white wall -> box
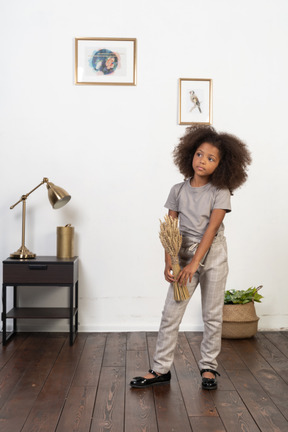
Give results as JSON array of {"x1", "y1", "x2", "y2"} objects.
[{"x1": 0, "y1": 0, "x2": 287, "y2": 332}]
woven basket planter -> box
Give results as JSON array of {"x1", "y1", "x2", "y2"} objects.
[{"x1": 222, "y1": 302, "x2": 259, "y2": 339}]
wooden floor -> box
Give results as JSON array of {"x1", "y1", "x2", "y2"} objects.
[{"x1": 0, "y1": 331, "x2": 288, "y2": 432}]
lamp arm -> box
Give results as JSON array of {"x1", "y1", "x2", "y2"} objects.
[{"x1": 10, "y1": 178, "x2": 49, "y2": 209}]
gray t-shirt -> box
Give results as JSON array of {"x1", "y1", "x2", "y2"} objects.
[{"x1": 164, "y1": 179, "x2": 231, "y2": 242}]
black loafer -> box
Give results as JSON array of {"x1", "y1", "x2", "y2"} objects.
[
  {"x1": 130, "y1": 369, "x2": 171, "y2": 388},
  {"x1": 200, "y1": 369, "x2": 220, "y2": 390}
]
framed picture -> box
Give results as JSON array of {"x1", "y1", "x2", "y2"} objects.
[
  {"x1": 179, "y1": 78, "x2": 212, "y2": 125},
  {"x1": 75, "y1": 37, "x2": 137, "y2": 85}
]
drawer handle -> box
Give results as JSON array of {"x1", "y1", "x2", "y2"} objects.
[{"x1": 28, "y1": 265, "x2": 48, "y2": 270}]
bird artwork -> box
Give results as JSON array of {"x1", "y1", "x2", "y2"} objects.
[{"x1": 189, "y1": 90, "x2": 202, "y2": 113}]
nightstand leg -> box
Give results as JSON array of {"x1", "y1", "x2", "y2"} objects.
[
  {"x1": 2, "y1": 285, "x2": 17, "y2": 345},
  {"x1": 2, "y1": 284, "x2": 7, "y2": 345},
  {"x1": 69, "y1": 284, "x2": 74, "y2": 345},
  {"x1": 13, "y1": 286, "x2": 17, "y2": 333},
  {"x1": 75, "y1": 281, "x2": 78, "y2": 335}
]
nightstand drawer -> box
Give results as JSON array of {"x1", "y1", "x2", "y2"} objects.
[{"x1": 3, "y1": 263, "x2": 74, "y2": 284}]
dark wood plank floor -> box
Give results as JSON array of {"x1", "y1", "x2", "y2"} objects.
[{"x1": 0, "y1": 331, "x2": 288, "y2": 432}]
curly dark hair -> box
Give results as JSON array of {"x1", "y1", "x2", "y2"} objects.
[{"x1": 173, "y1": 125, "x2": 252, "y2": 192}]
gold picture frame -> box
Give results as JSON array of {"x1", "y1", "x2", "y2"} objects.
[
  {"x1": 179, "y1": 78, "x2": 213, "y2": 125},
  {"x1": 75, "y1": 37, "x2": 137, "y2": 86}
]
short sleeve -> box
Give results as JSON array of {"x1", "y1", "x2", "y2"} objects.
[
  {"x1": 214, "y1": 188, "x2": 231, "y2": 212},
  {"x1": 164, "y1": 182, "x2": 184, "y2": 212}
]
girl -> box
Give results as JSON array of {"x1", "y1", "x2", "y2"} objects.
[{"x1": 130, "y1": 125, "x2": 251, "y2": 390}]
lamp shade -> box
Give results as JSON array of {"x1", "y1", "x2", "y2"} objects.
[{"x1": 46, "y1": 182, "x2": 71, "y2": 209}]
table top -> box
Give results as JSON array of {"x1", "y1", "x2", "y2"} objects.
[{"x1": 3, "y1": 256, "x2": 78, "y2": 265}]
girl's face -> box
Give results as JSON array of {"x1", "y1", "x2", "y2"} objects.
[{"x1": 192, "y1": 142, "x2": 220, "y2": 180}]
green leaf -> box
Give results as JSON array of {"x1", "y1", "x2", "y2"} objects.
[{"x1": 224, "y1": 286, "x2": 263, "y2": 305}]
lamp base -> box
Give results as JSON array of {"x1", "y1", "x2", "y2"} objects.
[{"x1": 10, "y1": 246, "x2": 36, "y2": 259}]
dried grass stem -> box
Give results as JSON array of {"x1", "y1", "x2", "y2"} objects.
[{"x1": 159, "y1": 215, "x2": 190, "y2": 302}]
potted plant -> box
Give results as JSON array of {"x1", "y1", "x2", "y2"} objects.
[{"x1": 222, "y1": 286, "x2": 263, "y2": 339}]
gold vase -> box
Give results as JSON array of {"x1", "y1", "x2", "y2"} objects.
[{"x1": 57, "y1": 225, "x2": 74, "y2": 258}]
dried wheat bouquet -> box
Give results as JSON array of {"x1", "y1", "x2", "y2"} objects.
[{"x1": 159, "y1": 215, "x2": 190, "y2": 301}]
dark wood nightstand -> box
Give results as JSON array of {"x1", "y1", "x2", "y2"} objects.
[{"x1": 2, "y1": 256, "x2": 79, "y2": 345}]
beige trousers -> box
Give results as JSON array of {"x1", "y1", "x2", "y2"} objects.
[{"x1": 152, "y1": 232, "x2": 228, "y2": 373}]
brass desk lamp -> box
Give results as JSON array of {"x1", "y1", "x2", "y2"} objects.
[{"x1": 10, "y1": 177, "x2": 71, "y2": 259}]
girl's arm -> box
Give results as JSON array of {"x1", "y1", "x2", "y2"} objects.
[
  {"x1": 176, "y1": 208, "x2": 226, "y2": 286},
  {"x1": 164, "y1": 209, "x2": 179, "y2": 283}
]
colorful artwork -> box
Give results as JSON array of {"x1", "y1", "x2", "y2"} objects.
[
  {"x1": 75, "y1": 38, "x2": 137, "y2": 86},
  {"x1": 90, "y1": 49, "x2": 119, "y2": 75}
]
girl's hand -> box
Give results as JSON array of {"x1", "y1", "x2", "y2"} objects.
[
  {"x1": 164, "y1": 263, "x2": 175, "y2": 283},
  {"x1": 176, "y1": 261, "x2": 199, "y2": 286}
]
